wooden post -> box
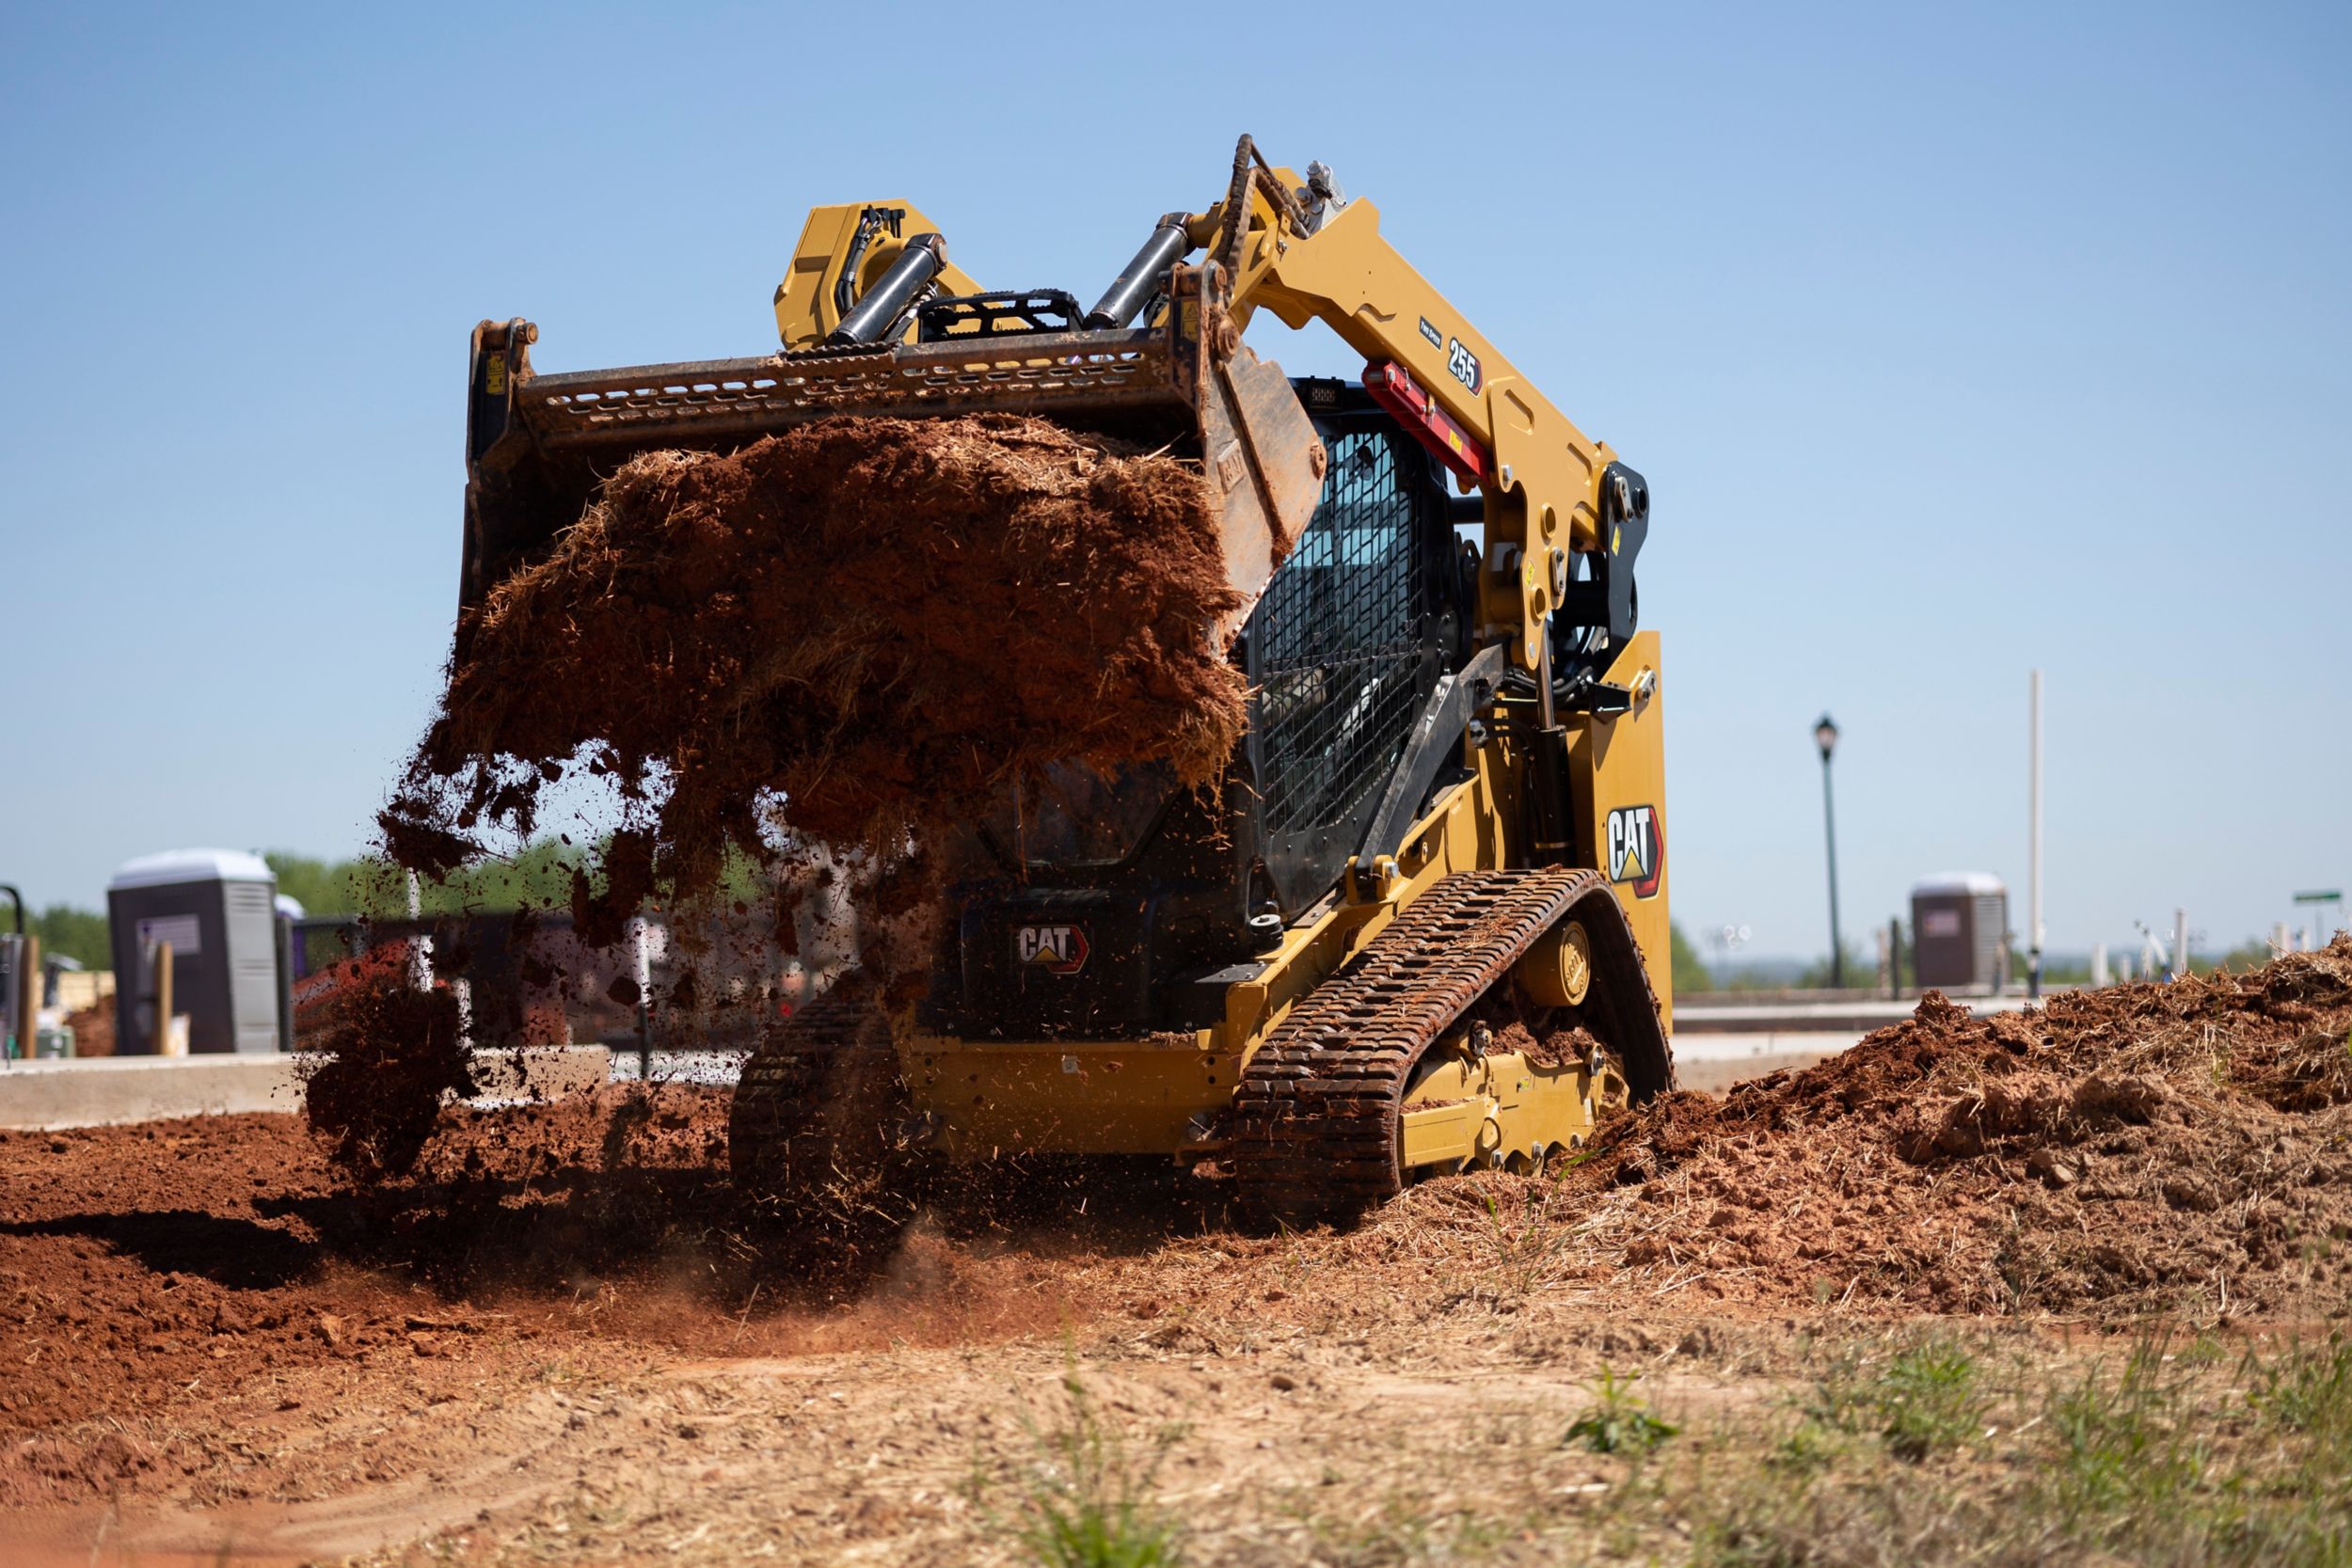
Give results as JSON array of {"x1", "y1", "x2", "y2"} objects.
[
  {"x1": 9, "y1": 934, "x2": 38, "y2": 1061},
  {"x1": 153, "y1": 941, "x2": 174, "y2": 1054},
  {"x1": 20, "y1": 934, "x2": 38, "y2": 1058}
]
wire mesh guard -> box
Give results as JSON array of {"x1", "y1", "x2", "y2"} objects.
[{"x1": 1249, "y1": 431, "x2": 1431, "y2": 841}]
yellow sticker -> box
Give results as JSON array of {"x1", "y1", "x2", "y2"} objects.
[
  {"x1": 1611, "y1": 524, "x2": 1621, "y2": 555},
  {"x1": 485, "y1": 357, "x2": 506, "y2": 396}
]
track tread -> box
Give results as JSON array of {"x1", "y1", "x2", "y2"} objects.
[
  {"x1": 1231, "y1": 868, "x2": 1669, "y2": 1227},
  {"x1": 727, "y1": 978, "x2": 918, "y2": 1252}
]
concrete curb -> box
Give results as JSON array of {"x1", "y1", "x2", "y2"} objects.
[
  {"x1": 0, "y1": 1046, "x2": 613, "y2": 1132},
  {"x1": 0, "y1": 1056, "x2": 301, "y2": 1131}
]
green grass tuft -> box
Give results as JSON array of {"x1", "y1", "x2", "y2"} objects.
[
  {"x1": 986, "y1": 1372, "x2": 1185, "y2": 1568},
  {"x1": 1565, "y1": 1364, "x2": 1680, "y2": 1456}
]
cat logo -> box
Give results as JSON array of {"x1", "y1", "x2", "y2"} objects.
[
  {"x1": 1605, "y1": 804, "x2": 1664, "y2": 899},
  {"x1": 1016, "y1": 924, "x2": 1089, "y2": 974}
]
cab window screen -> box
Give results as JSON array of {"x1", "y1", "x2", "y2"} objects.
[{"x1": 1248, "y1": 431, "x2": 1429, "y2": 841}]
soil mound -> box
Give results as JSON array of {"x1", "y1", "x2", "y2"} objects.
[
  {"x1": 387, "y1": 413, "x2": 1246, "y2": 908},
  {"x1": 1571, "y1": 941, "x2": 2352, "y2": 1318}
]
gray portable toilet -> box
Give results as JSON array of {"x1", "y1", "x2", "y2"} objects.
[
  {"x1": 1910, "y1": 872, "x2": 2009, "y2": 994},
  {"x1": 108, "y1": 849, "x2": 283, "y2": 1054}
]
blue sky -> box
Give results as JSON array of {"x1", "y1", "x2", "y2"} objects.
[{"x1": 4, "y1": 1, "x2": 2345, "y2": 958}]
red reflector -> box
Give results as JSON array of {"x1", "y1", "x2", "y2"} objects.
[{"x1": 1363, "y1": 360, "x2": 1489, "y2": 485}]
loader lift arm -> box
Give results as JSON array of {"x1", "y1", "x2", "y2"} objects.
[
  {"x1": 1193, "y1": 135, "x2": 1648, "y2": 677},
  {"x1": 752, "y1": 135, "x2": 1646, "y2": 678}
]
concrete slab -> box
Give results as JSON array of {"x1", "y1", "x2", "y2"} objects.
[
  {"x1": 1673, "y1": 1049, "x2": 1843, "y2": 1095},
  {"x1": 1670, "y1": 1030, "x2": 1863, "y2": 1095},
  {"x1": 0, "y1": 1055, "x2": 302, "y2": 1130},
  {"x1": 0, "y1": 1046, "x2": 614, "y2": 1132},
  {"x1": 1674, "y1": 1029, "x2": 1865, "y2": 1063},
  {"x1": 469, "y1": 1046, "x2": 613, "y2": 1103},
  {"x1": 1674, "y1": 994, "x2": 2028, "y2": 1034}
]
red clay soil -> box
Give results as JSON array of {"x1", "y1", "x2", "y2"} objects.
[
  {"x1": 1565, "y1": 939, "x2": 2352, "y2": 1318},
  {"x1": 384, "y1": 413, "x2": 1247, "y2": 913},
  {"x1": 60, "y1": 1006, "x2": 112, "y2": 1058},
  {"x1": 7, "y1": 948, "x2": 2351, "y2": 1513},
  {"x1": 0, "y1": 1086, "x2": 1119, "y2": 1511}
]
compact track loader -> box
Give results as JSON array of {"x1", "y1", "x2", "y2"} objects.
[{"x1": 461, "y1": 136, "x2": 1673, "y2": 1240}]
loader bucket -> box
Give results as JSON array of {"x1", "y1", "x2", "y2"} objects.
[{"x1": 459, "y1": 293, "x2": 1327, "y2": 655}]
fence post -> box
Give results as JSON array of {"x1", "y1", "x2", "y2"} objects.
[{"x1": 153, "y1": 940, "x2": 175, "y2": 1054}]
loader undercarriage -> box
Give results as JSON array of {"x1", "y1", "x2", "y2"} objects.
[
  {"x1": 730, "y1": 867, "x2": 1668, "y2": 1252},
  {"x1": 1232, "y1": 867, "x2": 1666, "y2": 1227}
]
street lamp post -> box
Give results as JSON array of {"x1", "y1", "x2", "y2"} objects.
[{"x1": 1815, "y1": 714, "x2": 1844, "y2": 990}]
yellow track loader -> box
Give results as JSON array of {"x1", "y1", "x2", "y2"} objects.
[{"x1": 462, "y1": 136, "x2": 1673, "y2": 1238}]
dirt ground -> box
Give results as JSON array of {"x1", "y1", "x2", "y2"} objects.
[{"x1": 4, "y1": 951, "x2": 2347, "y2": 1565}]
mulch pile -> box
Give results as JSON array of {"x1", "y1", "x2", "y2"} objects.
[{"x1": 1566, "y1": 940, "x2": 2352, "y2": 1318}]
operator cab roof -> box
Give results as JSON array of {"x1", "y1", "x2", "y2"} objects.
[
  {"x1": 109, "y1": 848, "x2": 277, "y2": 891},
  {"x1": 1910, "y1": 871, "x2": 2006, "y2": 897}
]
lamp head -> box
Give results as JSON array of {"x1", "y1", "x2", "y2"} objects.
[{"x1": 1814, "y1": 714, "x2": 1839, "y2": 761}]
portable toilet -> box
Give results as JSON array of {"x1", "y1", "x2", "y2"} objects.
[
  {"x1": 1910, "y1": 873, "x2": 2009, "y2": 994},
  {"x1": 108, "y1": 849, "x2": 283, "y2": 1054}
]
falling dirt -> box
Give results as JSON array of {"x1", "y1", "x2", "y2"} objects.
[
  {"x1": 1565, "y1": 939, "x2": 2352, "y2": 1316},
  {"x1": 386, "y1": 412, "x2": 1246, "y2": 898},
  {"x1": 328, "y1": 413, "x2": 1254, "y2": 1177},
  {"x1": 299, "y1": 960, "x2": 470, "y2": 1183}
]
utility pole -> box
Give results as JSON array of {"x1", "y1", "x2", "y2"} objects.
[
  {"x1": 1815, "y1": 714, "x2": 1843, "y2": 989},
  {"x1": 2028, "y1": 670, "x2": 2044, "y2": 999}
]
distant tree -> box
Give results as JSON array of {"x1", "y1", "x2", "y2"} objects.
[
  {"x1": 2037, "y1": 955, "x2": 2095, "y2": 986},
  {"x1": 264, "y1": 843, "x2": 588, "y2": 919},
  {"x1": 261, "y1": 836, "x2": 793, "y2": 930},
  {"x1": 1796, "y1": 942, "x2": 1873, "y2": 990},
  {"x1": 262, "y1": 852, "x2": 361, "y2": 916},
  {"x1": 31, "y1": 904, "x2": 111, "y2": 967},
  {"x1": 1668, "y1": 922, "x2": 1712, "y2": 994},
  {"x1": 2194, "y1": 940, "x2": 2278, "y2": 976}
]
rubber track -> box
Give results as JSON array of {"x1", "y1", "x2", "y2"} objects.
[
  {"x1": 725, "y1": 978, "x2": 879, "y2": 1204},
  {"x1": 1231, "y1": 868, "x2": 1668, "y2": 1227}
]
